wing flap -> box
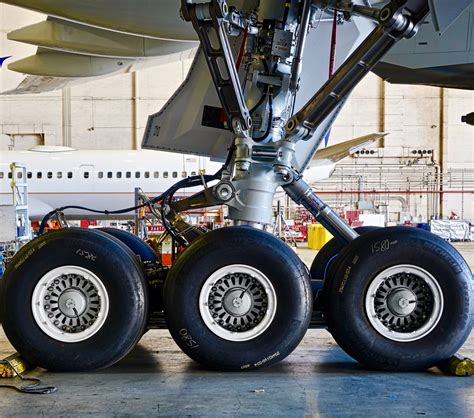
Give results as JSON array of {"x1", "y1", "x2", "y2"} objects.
[
  {"x1": 2, "y1": 0, "x2": 197, "y2": 41},
  {"x1": 8, "y1": 18, "x2": 198, "y2": 58},
  {"x1": 311, "y1": 133, "x2": 387, "y2": 166}
]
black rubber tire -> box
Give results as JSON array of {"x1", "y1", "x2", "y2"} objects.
[
  {"x1": 310, "y1": 226, "x2": 379, "y2": 282},
  {"x1": 164, "y1": 226, "x2": 312, "y2": 371},
  {"x1": 98, "y1": 227, "x2": 165, "y2": 324},
  {"x1": 0, "y1": 228, "x2": 148, "y2": 372},
  {"x1": 325, "y1": 226, "x2": 473, "y2": 371},
  {"x1": 97, "y1": 228, "x2": 157, "y2": 263}
]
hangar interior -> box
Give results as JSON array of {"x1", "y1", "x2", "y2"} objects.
[
  {"x1": 0, "y1": 1, "x2": 473, "y2": 416},
  {"x1": 2, "y1": 7, "x2": 473, "y2": 224}
]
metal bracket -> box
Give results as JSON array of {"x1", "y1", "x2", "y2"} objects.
[{"x1": 181, "y1": 0, "x2": 252, "y2": 136}]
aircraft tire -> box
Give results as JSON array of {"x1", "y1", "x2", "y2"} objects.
[
  {"x1": 310, "y1": 226, "x2": 379, "y2": 282},
  {"x1": 97, "y1": 227, "x2": 157, "y2": 263},
  {"x1": 324, "y1": 226, "x2": 473, "y2": 371},
  {"x1": 164, "y1": 226, "x2": 312, "y2": 371},
  {"x1": 1, "y1": 228, "x2": 148, "y2": 371},
  {"x1": 98, "y1": 227, "x2": 165, "y2": 325}
]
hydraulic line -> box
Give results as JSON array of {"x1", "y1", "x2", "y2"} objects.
[
  {"x1": 328, "y1": 7, "x2": 338, "y2": 78},
  {"x1": 38, "y1": 172, "x2": 222, "y2": 235}
]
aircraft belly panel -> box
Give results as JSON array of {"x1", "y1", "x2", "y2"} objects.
[
  {"x1": 428, "y1": 0, "x2": 473, "y2": 33},
  {"x1": 376, "y1": 3, "x2": 474, "y2": 87}
]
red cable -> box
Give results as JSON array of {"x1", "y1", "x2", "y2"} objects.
[
  {"x1": 329, "y1": 8, "x2": 338, "y2": 78},
  {"x1": 235, "y1": 26, "x2": 249, "y2": 71}
]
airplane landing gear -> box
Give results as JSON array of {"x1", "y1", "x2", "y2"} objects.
[
  {"x1": 164, "y1": 227, "x2": 312, "y2": 371},
  {"x1": 324, "y1": 227, "x2": 473, "y2": 371}
]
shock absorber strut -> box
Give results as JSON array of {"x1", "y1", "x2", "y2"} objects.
[{"x1": 284, "y1": 175, "x2": 359, "y2": 244}]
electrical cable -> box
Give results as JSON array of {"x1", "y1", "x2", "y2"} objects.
[
  {"x1": 38, "y1": 173, "x2": 221, "y2": 236},
  {"x1": 249, "y1": 59, "x2": 271, "y2": 115},
  {"x1": 38, "y1": 148, "x2": 236, "y2": 238},
  {"x1": 159, "y1": 145, "x2": 235, "y2": 244},
  {"x1": 249, "y1": 90, "x2": 268, "y2": 114}
]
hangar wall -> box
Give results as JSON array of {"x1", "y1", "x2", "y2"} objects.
[{"x1": 1, "y1": 4, "x2": 473, "y2": 220}]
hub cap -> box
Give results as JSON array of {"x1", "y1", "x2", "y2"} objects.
[
  {"x1": 365, "y1": 265, "x2": 443, "y2": 342},
  {"x1": 32, "y1": 266, "x2": 109, "y2": 343},
  {"x1": 199, "y1": 265, "x2": 277, "y2": 342}
]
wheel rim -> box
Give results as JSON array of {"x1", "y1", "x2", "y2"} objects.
[
  {"x1": 199, "y1": 265, "x2": 277, "y2": 342},
  {"x1": 365, "y1": 265, "x2": 444, "y2": 342},
  {"x1": 31, "y1": 266, "x2": 110, "y2": 343}
]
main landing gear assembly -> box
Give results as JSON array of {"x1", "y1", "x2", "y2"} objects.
[
  {"x1": 1, "y1": 224, "x2": 472, "y2": 372},
  {"x1": 1, "y1": 0, "x2": 473, "y2": 373}
]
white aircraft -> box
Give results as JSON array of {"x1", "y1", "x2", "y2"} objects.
[{"x1": 0, "y1": 133, "x2": 383, "y2": 220}]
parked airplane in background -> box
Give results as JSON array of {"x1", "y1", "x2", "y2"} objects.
[{"x1": 0, "y1": 133, "x2": 383, "y2": 220}]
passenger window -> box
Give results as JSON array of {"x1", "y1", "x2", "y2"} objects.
[
  {"x1": 57, "y1": 172, "x2": 62, "y2": 179},
  {"x1": 68, "y1": 172, "x2": 73, "y2": 179},
  {"x1": 163, "y1": 171, "x2": 168, "y2": 178},
  {"x1": 98, "y1": 172, "x2": 104, "y2": 179},
  {"x1": 8, "y1": 172, "x2": 12, "y2": 179},
  {"x1": 126, "y1": 172, "x2": 131, "y2": 179},
  {"x1": 107, "y1": 172, "x2": 113, "y2": 179},
  {"x1": 27, "y1": 172, "x2": 32, "y2": 179},
  {"x1": 144, "y1": 171, "x2": 150, "y2": 179},
  {"x1": 172, "y1": 171, "x2": 178, "y2": 178},
  {"x1": 154, "y1": 172, "x2": 159, "y2": 178},
  {"x1": 84, "y1": 172, "x2": 90, "y2": 179},
  {"x1": 117, "y1": 172, "x2": 122, "y2": 179},
  {"x1": 0, "y1": 172, "x2": 4, "y2": 179},
  {"x1": 17, "y1": 172, "x2": 23, "y2": 179},
  {"x1": 135, "y1": 172, "x2": 141, "y2": 179},
  {"x1": 47, "y1": 172, "x2": 53, "y2": 179},
  {"x1": 37, "y1": 172, "x2": 42, "y2": 179},
  {"x1": 181, "y1": 171, "x2": 187, "y2": 178},
  {"x1": 191, "y1": 171, "x2": 197, "y2": 176}
]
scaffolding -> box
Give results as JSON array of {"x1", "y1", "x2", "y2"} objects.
[
  {"x1": 0, "y1": 162, "x2": 31, "y2": 276},
  {"x1": 10, "y1": 162, "x2": 31, "y2": 242}
]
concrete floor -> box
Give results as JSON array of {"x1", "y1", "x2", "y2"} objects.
[{"x1": 0, "y1": 243, "x2": 472, "y2": 416}]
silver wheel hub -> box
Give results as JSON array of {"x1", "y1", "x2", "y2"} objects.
[
  {"x1": 199, "y1": 265, "x2": 276, "y2": 342},
  {"x1": 32, "y1": 266, "x2": 109, "y2": 343},
  {"x1": 366, "y1": 265, "x2": 443, "y2": 342},
  {"x1": 386, "y1": 288, "x2": 417, "y2": 316}
]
